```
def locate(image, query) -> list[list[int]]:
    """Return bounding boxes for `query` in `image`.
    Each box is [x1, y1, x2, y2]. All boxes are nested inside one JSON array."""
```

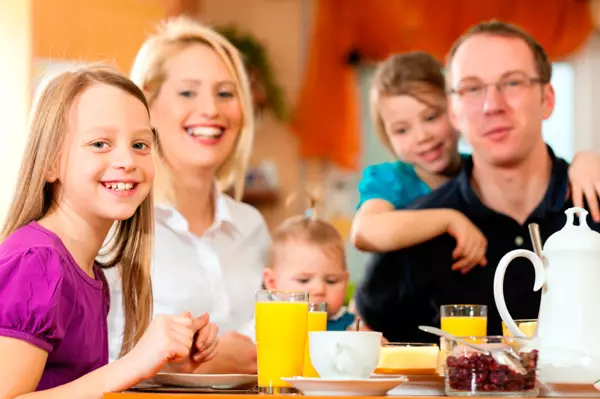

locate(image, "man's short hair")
[[446, 20, 552, 84]]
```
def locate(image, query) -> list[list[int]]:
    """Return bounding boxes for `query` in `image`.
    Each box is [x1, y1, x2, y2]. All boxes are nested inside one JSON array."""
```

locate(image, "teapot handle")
[[493, 249, 546, 337]]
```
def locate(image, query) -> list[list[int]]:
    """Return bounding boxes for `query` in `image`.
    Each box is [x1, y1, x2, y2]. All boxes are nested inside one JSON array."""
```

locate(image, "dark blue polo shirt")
[[355, 149, 600, 343]]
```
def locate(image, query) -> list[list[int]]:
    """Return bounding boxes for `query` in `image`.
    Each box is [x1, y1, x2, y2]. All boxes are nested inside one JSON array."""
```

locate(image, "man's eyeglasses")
[[448, 72, 546, 103]]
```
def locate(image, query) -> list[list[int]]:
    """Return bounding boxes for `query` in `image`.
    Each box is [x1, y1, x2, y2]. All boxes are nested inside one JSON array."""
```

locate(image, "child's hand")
[[190, 313, 219, 363], [123, 313, 197, 383], [569, 150, 600, 222], [165, 312, 219, 374], [446, 210, 487, 273]]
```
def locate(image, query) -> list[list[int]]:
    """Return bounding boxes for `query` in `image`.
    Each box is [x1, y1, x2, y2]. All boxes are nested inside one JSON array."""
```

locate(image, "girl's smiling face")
[[378, 93, 459, 175]]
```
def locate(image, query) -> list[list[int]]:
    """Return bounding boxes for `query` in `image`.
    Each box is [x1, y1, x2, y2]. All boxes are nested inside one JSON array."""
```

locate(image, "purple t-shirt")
[[0, 221, 110, 390]]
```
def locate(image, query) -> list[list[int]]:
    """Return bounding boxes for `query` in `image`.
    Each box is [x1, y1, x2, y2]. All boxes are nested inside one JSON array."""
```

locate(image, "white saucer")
[[281, 376, 406, 396], [153, 373, 257, 389], [376, 374, 445, 396]]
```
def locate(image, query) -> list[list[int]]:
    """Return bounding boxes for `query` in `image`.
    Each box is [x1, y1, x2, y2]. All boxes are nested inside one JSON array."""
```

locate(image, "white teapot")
[[494, 207, 600, 384]]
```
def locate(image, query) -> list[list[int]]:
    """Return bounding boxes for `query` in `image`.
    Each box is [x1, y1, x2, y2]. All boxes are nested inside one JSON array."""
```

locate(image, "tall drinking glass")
[[440, 304, 487, 337], [303, 303, 328, 377], [255, 290, 309, 393]]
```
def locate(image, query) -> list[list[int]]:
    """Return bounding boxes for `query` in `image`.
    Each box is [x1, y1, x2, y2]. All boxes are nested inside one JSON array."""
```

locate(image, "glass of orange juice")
[[502, 319, 537, 337], [303, 303, 328, 377], [255, 290, 309, 393], [440, 304, 487, 337]]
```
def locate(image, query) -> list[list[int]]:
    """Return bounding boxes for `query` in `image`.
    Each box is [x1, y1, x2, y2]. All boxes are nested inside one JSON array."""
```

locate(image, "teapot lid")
[[543, 207, 600, 252]]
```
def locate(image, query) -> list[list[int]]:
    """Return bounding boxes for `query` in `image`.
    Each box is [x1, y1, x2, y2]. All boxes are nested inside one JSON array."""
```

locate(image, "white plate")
[[281, 376, 407, 396], [153, 373, 257, 389]]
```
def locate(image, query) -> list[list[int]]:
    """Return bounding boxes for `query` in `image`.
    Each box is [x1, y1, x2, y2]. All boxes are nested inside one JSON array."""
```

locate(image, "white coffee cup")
[[309, 331, 382, 379]]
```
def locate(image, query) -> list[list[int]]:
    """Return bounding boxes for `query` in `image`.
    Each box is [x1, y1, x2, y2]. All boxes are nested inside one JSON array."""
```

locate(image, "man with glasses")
[[355, 20, 600, 342]]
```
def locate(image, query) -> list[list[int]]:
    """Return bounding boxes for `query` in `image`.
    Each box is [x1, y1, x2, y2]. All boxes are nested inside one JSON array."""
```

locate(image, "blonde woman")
[[0, 66, 216, 397], [107, 17, 271, 373]]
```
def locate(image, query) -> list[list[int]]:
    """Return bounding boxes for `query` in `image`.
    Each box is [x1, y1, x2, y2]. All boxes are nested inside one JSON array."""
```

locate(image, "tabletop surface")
[[103, 395, 462, 398], [104, 394, 385, 399]]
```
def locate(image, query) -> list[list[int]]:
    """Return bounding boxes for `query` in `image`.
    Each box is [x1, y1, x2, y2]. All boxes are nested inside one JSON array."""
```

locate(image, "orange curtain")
[[292, 0, 593, 170], [163, 0, 201, 17]]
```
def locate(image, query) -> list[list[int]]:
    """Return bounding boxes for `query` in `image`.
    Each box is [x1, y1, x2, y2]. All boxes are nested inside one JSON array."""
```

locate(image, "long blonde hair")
[[1, 65, 154, 357], [130, 16, 254, 201]]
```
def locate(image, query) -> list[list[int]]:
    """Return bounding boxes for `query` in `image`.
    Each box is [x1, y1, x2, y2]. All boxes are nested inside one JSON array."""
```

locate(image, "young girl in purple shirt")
[[0, 65, 218, 398]]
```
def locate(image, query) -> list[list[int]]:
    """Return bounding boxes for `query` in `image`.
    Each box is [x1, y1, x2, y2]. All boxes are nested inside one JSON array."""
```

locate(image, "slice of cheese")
[[375, 344, 440, 375]]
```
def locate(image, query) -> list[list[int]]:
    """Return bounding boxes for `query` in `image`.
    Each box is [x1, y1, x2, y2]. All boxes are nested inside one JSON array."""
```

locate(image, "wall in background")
[[0, 1, 32, 224], [33, 0, 164, 72]]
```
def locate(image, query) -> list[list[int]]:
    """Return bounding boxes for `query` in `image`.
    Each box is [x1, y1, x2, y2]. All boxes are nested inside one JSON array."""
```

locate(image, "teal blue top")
[[357, 155, 469, 210], [327, 309, 356, 331], [357, 161, 431, 210]]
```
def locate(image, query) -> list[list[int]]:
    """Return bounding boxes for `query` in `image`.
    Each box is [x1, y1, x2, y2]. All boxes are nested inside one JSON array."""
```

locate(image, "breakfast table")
[[102, 208, 600, 399], [104, 395, 398, 398], [104, 393, 593, 398]]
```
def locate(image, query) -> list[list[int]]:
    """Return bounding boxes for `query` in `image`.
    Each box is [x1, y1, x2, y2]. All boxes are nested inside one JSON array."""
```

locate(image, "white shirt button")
[[515, 236, 524, 246]]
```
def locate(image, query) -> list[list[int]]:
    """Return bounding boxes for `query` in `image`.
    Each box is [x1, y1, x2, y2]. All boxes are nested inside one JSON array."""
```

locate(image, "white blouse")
[[106, 192, 271, 361]]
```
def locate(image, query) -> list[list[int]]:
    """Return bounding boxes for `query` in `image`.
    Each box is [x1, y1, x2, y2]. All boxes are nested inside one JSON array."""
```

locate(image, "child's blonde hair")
[[1, 65, 155, 358], [369, 52, 447, 156], [268, 194, 346, 269], [130, 15, 255, 201]]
